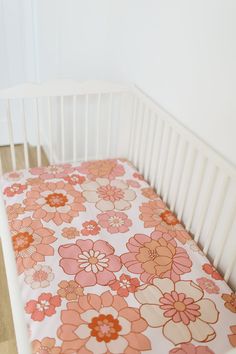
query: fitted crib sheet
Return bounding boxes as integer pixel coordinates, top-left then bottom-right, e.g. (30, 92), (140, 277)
(1, 159), (236, 354)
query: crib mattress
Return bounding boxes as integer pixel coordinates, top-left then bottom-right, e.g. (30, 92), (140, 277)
(1, 159), (236, 354)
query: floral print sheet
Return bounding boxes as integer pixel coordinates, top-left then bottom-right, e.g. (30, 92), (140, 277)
(1, 159), (236, 354)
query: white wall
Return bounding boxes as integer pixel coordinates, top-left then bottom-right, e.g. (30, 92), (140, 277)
(108, 0), (236, 166)
(1, 0), (236, 166)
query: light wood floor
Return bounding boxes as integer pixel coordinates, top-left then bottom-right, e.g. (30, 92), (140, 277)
(0, 145), (49, 354)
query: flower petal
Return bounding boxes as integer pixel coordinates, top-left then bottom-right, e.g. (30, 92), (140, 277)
(75, 324), (90, 339)
(163, 320), (191, 345)
(135, 284), (162, 305)
(140, 304), (166, 327)
(197, 299), (219, 323)
(175, 281), (203, 301)
(188, 319), (216, 342)
(153, 278), (174, 294)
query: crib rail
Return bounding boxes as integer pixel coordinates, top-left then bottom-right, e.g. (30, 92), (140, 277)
(0, 80), (236, 354)
(129, 85), (236, 289)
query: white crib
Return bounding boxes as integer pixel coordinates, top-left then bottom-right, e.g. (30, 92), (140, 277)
(0, 80), (235, 354)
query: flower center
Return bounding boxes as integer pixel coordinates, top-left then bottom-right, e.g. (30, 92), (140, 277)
(88, 314), (122, 343)
(120, 279), (131, 288)
(12, 232), (34, 252)
(98, 185), (124, 202)
(78, 250), (108, 273)
(33, 270), (48, 282)
(160, 210), (179, 225)
(36, 300), (50, 312)
(109, 216), (124, 227)
(174, 301), (186, 311)
(45, 193), (68, 207)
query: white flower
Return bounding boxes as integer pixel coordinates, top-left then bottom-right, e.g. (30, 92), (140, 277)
(24, 264), (54, 289)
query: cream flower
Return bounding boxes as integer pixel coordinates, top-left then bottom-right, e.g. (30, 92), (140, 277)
(24, 264), (54, 289)
(81, 178), (136, 211)
(135, 278), (219, 345)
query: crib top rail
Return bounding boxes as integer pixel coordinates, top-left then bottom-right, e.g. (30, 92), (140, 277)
(0, 80), (131, 99)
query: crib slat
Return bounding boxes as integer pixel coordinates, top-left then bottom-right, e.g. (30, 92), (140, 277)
(60, 96), (65, 162)
(35, 98), (42, 167)
(213, 187), (234, 268)
(225, 233), (236, 282)
(84, 94), (89, 161)
(194, 166), (218, 243)
(150, 117), (163, 188)
(7, 100), (16, 171)
(106, 93), (113, 157)
(144, 111), (157, 180)
(22, 99), (29, 169)
(177, 145), (196, 221)
(73, 95), (77, 163)
(163, 129), (178, 203)
(134, 102), (144, 168)
(169, 138), (187, 212)
(185, 156), (206, 231)
(203, 175), (229, 254)
(96, 93), (101, 159)
(156, 122), (170, 196)
(139, 105), (149, 174)
(47, 97), (53, 164)
(0, 154), (3, 175)
(128, 95), (137, 161)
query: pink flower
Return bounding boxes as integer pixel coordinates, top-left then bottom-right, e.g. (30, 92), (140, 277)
(196, 277), (220, 294)
(133, 172), (144, 180)
(169, 343), (215, 354)
(4, 171), (23, 181)
(10, 217), (56, 274)
(24, 181), (86, 226)
(59, 239), (122, 287)
(25, 293), (61, 321)
(57, 291), (151, 353)
(4, 183), (27, 197)
(126, 179), (141, 188)
(81, 220), (101, 236)
(98, 211), (132, 234)
(63, 174), (85, 185)
(29, 163), (75, 180)
(121, 231), (192, 283)
(109, 274), (140, 297)
(77, 159), (125, 180)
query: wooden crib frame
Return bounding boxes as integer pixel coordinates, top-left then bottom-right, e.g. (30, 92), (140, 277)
(0, 80), (235, 354)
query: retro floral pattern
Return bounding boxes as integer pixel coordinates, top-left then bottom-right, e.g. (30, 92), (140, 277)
(59, 239), (122, 287)
(57, 291), (151, 353)
(81, 178), (136, 211)
(24, 181), (86, 225)
(135, 278), (219, 345)
(10, 217), (56, 274)
(121, 231), (192, 283)
(139, 200), (191, 244)
(1, 159), (235, 353)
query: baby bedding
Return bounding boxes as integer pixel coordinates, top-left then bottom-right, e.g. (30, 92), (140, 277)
(1, 159), (236, 354)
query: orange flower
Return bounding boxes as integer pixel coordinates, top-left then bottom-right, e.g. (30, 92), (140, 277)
(6, 203), (24, 221)
(78, 159), (125, 180)
(222, 293), (236, 313)
(139, 200), (191, 244)
(57, 280), (84, 301)
(228, 325), (236, 347)
(32, 337), (61, 354)
(202, 264), (223, 280)
(88, 314), (122, 343)
(81, 220), (101, 236)
(61, 227), (80, 239)
(141, 187), (158, 200)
